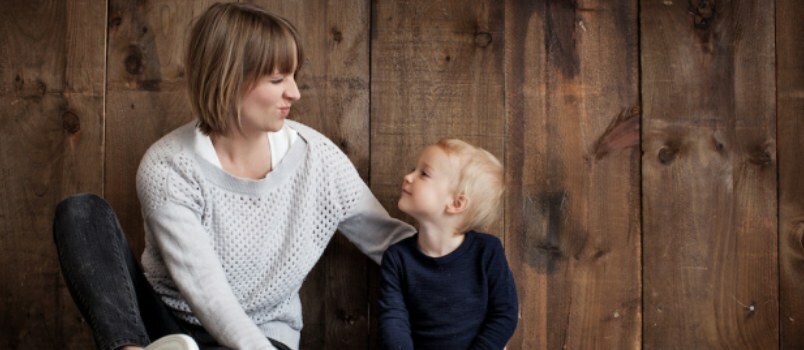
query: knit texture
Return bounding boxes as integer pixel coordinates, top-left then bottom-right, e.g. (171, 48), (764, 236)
(137, 120), (414, 350)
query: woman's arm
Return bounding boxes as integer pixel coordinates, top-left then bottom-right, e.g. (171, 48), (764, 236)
(337, 183), (415, 263)
(143, 203), (276, 350)
(325, 141), (414, 263)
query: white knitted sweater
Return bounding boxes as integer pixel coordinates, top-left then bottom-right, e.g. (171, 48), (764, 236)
(136, 120), (414, 350)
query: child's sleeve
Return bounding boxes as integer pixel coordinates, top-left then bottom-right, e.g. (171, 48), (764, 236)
(471, 239), (519, 350)
(378, 248), (415, 350)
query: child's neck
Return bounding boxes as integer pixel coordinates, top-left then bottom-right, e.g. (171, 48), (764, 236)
(416, 222), (464, 258)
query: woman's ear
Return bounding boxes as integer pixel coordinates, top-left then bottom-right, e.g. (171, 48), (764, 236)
(446, 194), (468, 214)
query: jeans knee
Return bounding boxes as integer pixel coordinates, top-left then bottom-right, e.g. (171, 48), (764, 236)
(53, 193), (113, 242)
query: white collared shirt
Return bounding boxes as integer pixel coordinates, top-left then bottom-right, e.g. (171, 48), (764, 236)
(195, 124), (299, 171)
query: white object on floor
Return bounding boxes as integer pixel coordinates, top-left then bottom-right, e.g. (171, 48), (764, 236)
(145, 334), (199, 350)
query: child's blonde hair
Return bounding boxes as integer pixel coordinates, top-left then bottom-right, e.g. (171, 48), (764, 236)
(435, 139), (504, 233)
(185, 3), (304, 135)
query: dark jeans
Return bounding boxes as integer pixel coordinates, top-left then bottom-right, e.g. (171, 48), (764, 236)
(53, 193), (290, 350)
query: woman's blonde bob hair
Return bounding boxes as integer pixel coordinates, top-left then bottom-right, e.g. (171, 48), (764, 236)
(435, 139), (505, 234)
(185, 3), (304, 135)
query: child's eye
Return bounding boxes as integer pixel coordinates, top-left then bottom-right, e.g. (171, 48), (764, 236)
(270, 78), (284, 84)
(420, 171), (429, 178)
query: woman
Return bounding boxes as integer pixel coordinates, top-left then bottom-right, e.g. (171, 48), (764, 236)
(53, 3), (414, 350)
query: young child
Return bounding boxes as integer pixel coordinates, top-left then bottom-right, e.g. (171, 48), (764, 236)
(379, 139), (519, 350)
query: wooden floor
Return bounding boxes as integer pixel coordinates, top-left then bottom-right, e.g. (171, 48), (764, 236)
(0, 0), (802, 349)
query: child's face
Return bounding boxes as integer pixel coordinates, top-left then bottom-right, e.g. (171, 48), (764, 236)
(398, 145), (460, 222)
(238, 70), (300, 133)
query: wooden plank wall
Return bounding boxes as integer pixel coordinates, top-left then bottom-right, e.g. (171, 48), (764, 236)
(504, 1), (641, 348)
(0, 0), (106, 348)
(0, 0), (801, 349)
(778, 0), (804, 348)
(641, 1), (778, 348)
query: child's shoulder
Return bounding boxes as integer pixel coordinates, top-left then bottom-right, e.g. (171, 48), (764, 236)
(467, 231), (507, 256)
(388, 234), (417, 252)
(382, 234), (417, 260)
(469, 231), (503, 247)
(385, 234), (418, 254)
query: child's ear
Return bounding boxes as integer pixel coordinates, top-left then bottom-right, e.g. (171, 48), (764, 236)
(446, 194), (468, 214)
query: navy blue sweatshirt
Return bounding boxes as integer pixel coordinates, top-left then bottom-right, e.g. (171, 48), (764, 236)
(379, 231), (518, 350)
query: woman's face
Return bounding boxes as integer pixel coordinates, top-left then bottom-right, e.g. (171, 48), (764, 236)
(238, 71), (301, 133)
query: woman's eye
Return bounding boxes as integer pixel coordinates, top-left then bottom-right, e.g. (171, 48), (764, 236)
(270, 78), (284, 84)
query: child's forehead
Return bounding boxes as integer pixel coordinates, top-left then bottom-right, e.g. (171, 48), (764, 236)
(418, 145), (447, 160)
(418, 145), (461, 170)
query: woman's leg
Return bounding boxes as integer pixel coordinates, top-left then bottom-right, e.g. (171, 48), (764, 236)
(53, 193), (183, 350)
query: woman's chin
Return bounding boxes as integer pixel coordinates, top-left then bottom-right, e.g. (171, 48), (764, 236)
(265, 120), (285, 132)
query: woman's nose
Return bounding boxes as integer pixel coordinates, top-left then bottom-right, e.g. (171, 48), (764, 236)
(285, 78), (301, 101)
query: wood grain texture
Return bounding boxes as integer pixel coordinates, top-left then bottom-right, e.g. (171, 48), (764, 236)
(641, 1), (777, 348)
(371, 0), (506, 227)
(246, 0), (373, 348)
(778, 0), (804, 348)
(0, 0), (106, 348)
(504, 1), (641, 348)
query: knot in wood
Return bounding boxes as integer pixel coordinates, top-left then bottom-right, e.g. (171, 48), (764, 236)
(62, 111), (80, 134)
(337, 309), (358, 326)
(688, 0), (716, 29)
(331, 28), (343, 43)
(125, 45), (144, 75)
(748, 146), (772, 166)
(474, 32), (492, 48)
(657, 146), (677, 165)
(791, 220), (804, 251)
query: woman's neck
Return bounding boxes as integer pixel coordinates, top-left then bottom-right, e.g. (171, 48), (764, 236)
(210, 130), (272, 180)
(416, 222), (464, 258)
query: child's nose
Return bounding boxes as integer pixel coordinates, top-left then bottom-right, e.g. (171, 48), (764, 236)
(403, 173), (413, 183)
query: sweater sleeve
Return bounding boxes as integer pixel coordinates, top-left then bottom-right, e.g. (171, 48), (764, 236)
(471, 239), (519, 350)
(338, 183), (416, 264)
(330, 144), (415, 264)
(378, 248), (415, 350)
(138, 154), (276, 350)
